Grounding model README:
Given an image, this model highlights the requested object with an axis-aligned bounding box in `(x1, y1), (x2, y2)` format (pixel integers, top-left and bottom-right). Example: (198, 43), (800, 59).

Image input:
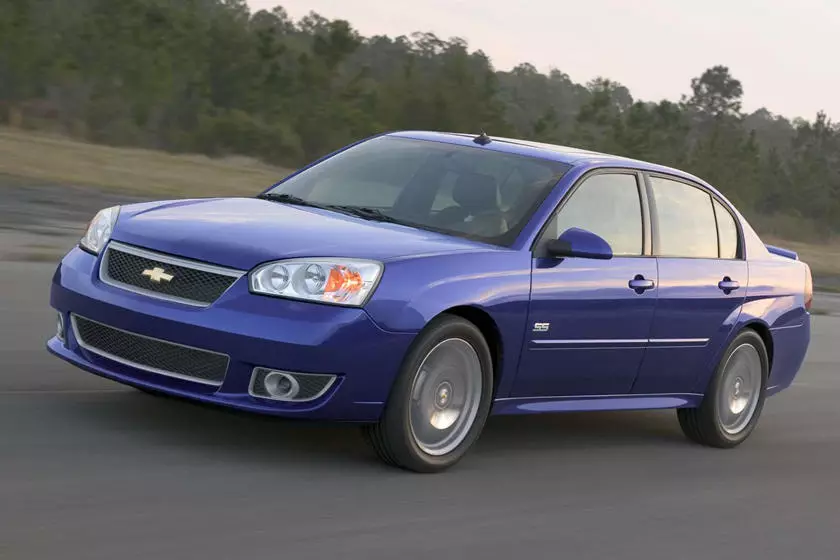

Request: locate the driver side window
(547, 173), (644, 256)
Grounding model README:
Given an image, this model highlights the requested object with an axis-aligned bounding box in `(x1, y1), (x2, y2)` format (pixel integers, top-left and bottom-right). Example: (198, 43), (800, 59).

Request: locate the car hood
(111, 197), (498, 270)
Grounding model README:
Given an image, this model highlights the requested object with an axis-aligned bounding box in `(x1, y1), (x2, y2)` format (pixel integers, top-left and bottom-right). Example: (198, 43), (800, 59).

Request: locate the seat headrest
(452, 172), (498, 213)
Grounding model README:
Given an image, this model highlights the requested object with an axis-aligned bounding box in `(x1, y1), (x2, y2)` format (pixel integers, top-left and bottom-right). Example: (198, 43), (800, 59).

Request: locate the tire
(677, 329), (769, 448)
(363, 314), (495, 473)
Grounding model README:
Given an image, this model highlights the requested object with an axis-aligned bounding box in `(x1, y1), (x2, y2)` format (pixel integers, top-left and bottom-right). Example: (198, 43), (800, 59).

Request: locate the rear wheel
(363, 315), (494, 473)
(678, 329), (769, 448)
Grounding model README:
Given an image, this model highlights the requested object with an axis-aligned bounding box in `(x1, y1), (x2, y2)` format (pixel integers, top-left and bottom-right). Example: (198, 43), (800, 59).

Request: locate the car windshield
(261, 135), (571, 246)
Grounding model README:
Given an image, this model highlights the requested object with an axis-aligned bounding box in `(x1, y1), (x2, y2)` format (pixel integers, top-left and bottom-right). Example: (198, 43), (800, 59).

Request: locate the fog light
(250, 368), (337, 402)
(56, 312), (65, 343)
(263, 371), (300, 400)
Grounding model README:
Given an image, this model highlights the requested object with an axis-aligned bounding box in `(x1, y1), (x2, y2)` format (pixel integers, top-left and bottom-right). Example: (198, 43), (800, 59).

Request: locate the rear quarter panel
(694, 244), (811, 394)
(738, 254), (811, 393)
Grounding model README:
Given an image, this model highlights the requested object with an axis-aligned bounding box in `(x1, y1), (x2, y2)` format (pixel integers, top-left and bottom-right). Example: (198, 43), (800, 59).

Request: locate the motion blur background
(2, 0), (840, 282)
(2, 2), (840, 558)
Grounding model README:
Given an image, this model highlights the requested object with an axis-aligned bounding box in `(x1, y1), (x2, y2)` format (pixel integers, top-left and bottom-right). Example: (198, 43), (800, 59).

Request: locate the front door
(631, 174), (748, 395)
(512, 171), (658, 398)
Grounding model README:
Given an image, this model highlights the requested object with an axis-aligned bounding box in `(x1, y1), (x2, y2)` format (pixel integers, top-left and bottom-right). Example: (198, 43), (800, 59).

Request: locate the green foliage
(685, 65), (744, 118)
(0, 0), (838, 233)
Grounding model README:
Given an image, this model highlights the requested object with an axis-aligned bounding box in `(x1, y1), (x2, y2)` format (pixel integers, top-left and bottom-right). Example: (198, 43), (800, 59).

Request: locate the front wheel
(677, 329), (769, 448)
(363, 315), (494, 473)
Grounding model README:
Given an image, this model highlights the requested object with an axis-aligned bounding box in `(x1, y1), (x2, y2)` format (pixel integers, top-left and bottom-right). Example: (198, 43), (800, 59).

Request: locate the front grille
(72, 315), (229, 386)
(100, 242), (243, 306)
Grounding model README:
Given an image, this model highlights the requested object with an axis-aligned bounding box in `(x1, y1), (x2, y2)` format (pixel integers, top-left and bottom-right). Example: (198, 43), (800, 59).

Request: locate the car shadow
(65, 389), (689, 472)
(476, 409), (686, 454)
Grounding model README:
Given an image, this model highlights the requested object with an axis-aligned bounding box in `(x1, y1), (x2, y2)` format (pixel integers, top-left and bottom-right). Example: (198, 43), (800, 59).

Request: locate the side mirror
(546, 227), (613, 260)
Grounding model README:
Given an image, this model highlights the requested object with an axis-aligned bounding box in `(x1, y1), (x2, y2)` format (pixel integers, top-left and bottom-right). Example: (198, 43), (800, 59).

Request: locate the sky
(247, 0), (838, 122)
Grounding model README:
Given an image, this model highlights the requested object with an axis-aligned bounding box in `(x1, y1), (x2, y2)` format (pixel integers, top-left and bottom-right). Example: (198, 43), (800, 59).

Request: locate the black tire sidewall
(381, 314), (495, 472)
(704, 329), (769, 445)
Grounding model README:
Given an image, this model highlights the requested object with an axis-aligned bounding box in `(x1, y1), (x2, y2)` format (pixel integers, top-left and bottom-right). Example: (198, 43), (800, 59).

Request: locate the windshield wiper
(256, 192), (330, 209)
(257, 193), (400, 224)
(332, 205), (401, 224)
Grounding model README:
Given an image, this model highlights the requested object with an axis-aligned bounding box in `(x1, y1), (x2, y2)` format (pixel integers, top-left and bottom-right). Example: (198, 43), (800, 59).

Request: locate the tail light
(804, 264), (813, 311)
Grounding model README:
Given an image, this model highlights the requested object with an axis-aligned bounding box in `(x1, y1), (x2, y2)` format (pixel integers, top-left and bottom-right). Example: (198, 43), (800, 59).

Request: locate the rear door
(631, 173), (748, 395)
(512, 170), (659, 398)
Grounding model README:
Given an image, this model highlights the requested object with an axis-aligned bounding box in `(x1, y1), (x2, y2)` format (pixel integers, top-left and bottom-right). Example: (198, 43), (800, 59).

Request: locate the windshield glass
(262, 136), (571, 246)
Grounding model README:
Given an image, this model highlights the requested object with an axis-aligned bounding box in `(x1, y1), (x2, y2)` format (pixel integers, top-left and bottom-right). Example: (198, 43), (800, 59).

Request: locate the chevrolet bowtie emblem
(142, 267), (174, 284)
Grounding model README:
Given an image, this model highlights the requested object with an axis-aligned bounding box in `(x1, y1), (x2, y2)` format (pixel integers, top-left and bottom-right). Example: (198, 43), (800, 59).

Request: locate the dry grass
(0, 127), (291, 197)
(762, 236), (840, 279)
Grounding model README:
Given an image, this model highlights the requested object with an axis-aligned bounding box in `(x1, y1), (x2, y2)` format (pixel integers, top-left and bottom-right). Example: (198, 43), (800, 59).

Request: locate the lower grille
(71, 315), (229, 386)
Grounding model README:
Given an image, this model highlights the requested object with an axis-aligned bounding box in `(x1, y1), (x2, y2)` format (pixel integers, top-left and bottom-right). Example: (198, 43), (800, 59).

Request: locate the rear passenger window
(650, 177), (718, 259)
(551, 173), (643, 256)
(713, 199), (739, 259)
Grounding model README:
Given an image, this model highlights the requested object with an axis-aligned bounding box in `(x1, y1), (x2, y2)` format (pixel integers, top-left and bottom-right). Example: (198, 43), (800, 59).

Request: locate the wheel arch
(739, 320), (775, 375)
(440, 305), (505, 396)
(694, 319), (775, 395)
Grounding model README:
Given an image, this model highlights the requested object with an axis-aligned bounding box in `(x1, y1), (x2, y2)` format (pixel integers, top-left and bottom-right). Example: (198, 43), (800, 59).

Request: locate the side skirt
(490, 393), (704, 415)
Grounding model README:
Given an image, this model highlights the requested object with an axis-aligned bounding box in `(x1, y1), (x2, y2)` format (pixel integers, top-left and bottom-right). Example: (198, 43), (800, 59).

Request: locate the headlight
(250, 259), (383, 306)
(80, 206), (120, 255)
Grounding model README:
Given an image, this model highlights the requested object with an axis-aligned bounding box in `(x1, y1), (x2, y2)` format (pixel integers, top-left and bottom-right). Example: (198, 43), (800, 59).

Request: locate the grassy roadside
(762, 236), (840, 284)
(1, 127), (838, 281)
(0, 127), (291, 197)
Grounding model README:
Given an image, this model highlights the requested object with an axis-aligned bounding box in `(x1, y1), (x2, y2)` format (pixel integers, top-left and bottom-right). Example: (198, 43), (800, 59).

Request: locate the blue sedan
(47, 131), (813, 472)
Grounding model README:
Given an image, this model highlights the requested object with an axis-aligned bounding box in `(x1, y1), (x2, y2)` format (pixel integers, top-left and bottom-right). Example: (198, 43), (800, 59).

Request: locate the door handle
(718, 276), (740, 294)
(628, 275), (655, 294)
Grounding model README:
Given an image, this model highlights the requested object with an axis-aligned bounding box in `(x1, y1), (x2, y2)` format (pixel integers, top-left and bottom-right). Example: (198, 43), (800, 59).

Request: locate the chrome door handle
(628, 275), (655, 294)
(718, 277), (740, 294)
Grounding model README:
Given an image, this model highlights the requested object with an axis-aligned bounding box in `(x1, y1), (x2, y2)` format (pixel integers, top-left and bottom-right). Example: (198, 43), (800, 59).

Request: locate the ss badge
(533, 322), (550, 333)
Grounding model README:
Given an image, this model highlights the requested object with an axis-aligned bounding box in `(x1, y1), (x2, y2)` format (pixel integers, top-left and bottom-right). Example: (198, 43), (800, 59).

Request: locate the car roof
(389, 130), (707, 185)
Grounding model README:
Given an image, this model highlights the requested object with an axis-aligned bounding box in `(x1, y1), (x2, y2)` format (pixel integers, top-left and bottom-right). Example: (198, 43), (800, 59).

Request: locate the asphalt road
(1, 261), (839, 560)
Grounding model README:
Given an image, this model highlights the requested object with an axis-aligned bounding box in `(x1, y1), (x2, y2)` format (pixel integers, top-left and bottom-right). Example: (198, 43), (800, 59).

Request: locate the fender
(364, 250), (534, 398)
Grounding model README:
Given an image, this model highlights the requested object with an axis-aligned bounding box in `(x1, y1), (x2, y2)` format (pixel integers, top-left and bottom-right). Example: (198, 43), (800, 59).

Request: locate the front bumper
(47, 246), (416, 421)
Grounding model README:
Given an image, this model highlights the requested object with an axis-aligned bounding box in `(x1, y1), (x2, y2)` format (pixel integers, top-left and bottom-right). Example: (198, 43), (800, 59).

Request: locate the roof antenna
(473, 130), (492, 146)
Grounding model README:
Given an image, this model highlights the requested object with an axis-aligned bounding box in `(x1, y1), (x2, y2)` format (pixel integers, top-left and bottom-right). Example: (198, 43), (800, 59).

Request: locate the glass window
(265, 136), (570, 246)
(305, 148), (421, 208)
(650, 176), (718, 258)
(713, 199), (739, 259)
(551, 173), (643, 256)
(430, 171), (460, 211)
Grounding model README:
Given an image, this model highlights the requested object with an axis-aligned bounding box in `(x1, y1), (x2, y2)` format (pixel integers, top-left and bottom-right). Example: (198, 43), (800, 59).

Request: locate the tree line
(1, 0), (838, 238)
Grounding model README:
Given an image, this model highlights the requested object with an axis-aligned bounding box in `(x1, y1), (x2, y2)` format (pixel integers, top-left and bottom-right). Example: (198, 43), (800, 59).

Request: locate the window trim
(643, 171), (744, 260)
(711, 197), (741, 260)
(531, 168), (652, 258)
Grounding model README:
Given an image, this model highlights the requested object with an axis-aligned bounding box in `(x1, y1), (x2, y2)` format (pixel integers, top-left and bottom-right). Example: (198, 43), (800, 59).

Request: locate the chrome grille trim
(99, 241), (246, 307)
(71, 314), (229, 386)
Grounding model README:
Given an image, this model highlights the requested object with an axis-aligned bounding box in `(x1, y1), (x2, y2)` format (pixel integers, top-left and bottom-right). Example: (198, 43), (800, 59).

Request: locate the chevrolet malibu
(47, 131), (813, 472)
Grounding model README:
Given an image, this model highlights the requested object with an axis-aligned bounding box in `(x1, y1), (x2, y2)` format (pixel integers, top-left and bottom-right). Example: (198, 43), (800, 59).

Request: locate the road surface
(1, 260), (839, 560)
